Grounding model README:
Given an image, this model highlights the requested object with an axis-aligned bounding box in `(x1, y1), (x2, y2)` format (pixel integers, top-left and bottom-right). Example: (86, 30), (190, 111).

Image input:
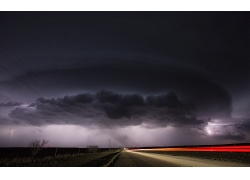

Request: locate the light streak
(206, 127), (212, 135)
(129, 145), (250, 153)
(10, 129), (14, 138)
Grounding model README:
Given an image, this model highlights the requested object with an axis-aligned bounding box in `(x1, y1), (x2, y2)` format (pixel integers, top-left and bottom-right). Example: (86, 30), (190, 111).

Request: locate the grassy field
(0, 150), (122, 167)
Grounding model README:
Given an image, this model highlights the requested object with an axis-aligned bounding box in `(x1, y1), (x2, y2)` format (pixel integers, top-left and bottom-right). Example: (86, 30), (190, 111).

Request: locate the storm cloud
(8, 90), (203, 128)
(12, 60), (234, 119)
(0, 12), (249, 146)
(0, 101), (23, 107)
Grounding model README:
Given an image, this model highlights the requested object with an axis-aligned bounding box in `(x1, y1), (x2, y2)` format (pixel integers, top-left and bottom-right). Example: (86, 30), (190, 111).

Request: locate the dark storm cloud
(0, 95), (10, 102)
(30, 93), (95, 107)
(0, 116), (13, 125)
(8, 90), (204, 128)
(32, 128), (42, 134)
(0, 12), (246, 121)
(1, 12), (248, 90)
(0, 101), (23, 107)
(238, 118), (250, 134)
(0, 12), (249, 146)
(23, 61), (233, 119)
(2, 60), (234, 128)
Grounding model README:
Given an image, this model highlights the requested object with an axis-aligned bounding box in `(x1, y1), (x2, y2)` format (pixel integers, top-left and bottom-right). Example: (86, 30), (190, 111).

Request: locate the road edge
(103, 150), (122, 167)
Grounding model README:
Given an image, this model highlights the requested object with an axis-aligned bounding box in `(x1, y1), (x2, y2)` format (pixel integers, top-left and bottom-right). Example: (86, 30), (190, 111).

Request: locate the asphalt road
(114, 150), (250, 167)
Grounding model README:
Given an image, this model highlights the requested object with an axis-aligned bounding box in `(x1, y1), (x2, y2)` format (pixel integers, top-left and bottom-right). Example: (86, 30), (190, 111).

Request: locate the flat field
(0, 148), (121, 167)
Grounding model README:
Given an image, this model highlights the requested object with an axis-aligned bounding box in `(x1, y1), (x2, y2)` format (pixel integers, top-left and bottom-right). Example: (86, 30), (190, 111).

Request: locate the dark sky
(0, 12), (249, 147)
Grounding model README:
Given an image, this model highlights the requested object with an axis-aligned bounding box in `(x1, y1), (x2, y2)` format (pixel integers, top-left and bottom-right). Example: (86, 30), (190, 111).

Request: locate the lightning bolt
(10, 130), (14, 138)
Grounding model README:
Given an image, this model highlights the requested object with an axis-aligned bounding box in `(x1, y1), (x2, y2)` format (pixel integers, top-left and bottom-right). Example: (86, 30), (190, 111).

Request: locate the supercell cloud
(0, 12), (249, 147)
(7, 90), (202, 127)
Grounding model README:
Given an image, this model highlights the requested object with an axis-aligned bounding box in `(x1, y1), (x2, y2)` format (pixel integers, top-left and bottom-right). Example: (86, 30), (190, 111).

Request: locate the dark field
(0, 148), (122, 167)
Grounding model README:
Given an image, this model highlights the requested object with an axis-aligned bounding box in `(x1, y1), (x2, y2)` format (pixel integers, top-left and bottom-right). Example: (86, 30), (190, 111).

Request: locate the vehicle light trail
(128, 145), (250, 153)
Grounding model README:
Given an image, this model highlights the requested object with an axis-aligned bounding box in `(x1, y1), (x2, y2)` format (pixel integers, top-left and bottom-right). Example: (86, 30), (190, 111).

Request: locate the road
(114, 150), (250, 167)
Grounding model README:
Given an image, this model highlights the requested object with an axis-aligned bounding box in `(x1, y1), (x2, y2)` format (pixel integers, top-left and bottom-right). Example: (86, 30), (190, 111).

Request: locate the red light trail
(129, 145), (250, 153)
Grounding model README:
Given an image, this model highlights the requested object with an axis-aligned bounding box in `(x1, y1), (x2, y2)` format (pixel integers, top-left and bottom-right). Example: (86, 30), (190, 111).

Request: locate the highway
(114, 149), (250, 167)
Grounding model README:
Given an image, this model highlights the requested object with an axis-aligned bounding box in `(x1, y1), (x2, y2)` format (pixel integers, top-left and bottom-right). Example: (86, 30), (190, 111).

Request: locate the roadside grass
(0, 151), (121, 167)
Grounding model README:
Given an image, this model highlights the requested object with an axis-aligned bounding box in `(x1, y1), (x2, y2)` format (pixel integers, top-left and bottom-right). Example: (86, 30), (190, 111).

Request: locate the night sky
(0, 12), (249, 147)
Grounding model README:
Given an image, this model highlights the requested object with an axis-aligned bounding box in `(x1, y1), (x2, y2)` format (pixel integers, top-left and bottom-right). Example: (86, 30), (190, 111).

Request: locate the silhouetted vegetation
(29, 139), (49, 156)
(87, 146), (99, 153)
(0, 148), (122, 167)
